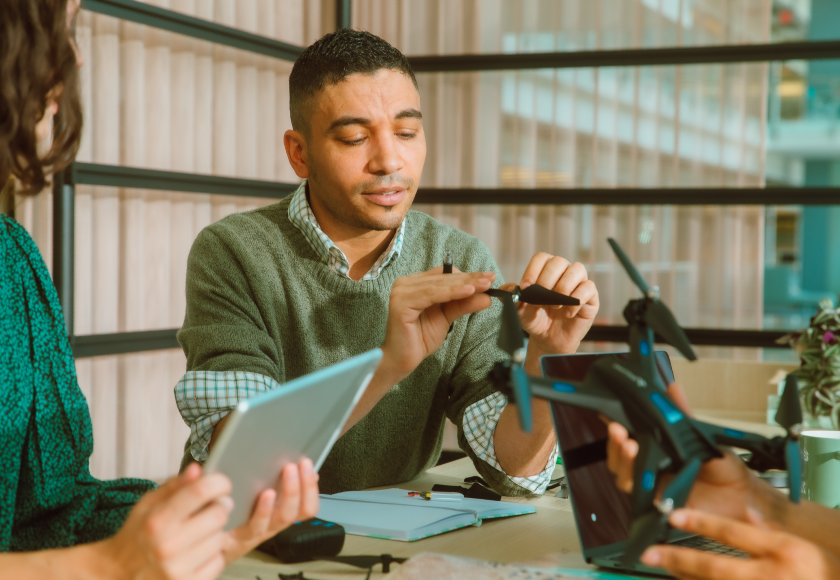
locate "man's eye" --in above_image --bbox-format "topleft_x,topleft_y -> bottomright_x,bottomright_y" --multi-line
398,132 -> 416,139
342,138 -> 365,146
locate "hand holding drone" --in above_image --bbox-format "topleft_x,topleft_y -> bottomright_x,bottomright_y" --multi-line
487,238 -> 804,565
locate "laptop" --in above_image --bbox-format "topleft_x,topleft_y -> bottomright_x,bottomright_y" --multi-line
540,351 -> 747,577
205,349 -> 382,529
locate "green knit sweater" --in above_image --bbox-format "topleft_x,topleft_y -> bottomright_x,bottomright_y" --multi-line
178,195 -> 526,496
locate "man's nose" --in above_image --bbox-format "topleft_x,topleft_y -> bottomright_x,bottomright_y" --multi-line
368,132 -> 404,176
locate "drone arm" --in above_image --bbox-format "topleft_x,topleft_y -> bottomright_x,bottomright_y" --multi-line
694,421 -> 785,471
526,375 -> 632,429
629,435 -> 669,518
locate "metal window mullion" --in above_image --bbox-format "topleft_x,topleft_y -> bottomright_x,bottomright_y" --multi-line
52,166 -> 75,338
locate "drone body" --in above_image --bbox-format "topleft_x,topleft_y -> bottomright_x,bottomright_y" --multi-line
488,238 -> 804,565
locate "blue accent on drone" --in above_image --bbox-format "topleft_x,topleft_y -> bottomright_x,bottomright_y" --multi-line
724,428 -> 745,439
649,392 -> 684,424
640,340 -> 651,356
552,382 -> 576,393
642,470 -> 655,491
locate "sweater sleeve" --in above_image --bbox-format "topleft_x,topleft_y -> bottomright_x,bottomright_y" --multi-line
177,225 -> 284,382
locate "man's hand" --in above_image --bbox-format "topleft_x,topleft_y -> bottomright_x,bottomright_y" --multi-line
606,383 -> 756,522
221,458 -> 320,563
380,267 -> 495,380
340,267 -> 494,432
506,253 -> 599,367
642,508 -> 840,580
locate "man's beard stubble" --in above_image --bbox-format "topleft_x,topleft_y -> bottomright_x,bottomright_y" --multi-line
309,164 -> 415,232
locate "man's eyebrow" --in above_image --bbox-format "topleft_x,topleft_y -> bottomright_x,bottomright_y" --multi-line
327,116 -> 372,132
395,108 -> 423,121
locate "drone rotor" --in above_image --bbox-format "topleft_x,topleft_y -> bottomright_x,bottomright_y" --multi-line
495,294 -> 534,433
607,238 -> 697,362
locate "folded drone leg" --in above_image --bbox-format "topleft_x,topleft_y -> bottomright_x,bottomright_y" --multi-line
623,457 -> 701,567
622,436 -> 668,567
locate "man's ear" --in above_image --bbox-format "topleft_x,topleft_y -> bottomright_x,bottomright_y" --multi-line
284,130 -> 311,179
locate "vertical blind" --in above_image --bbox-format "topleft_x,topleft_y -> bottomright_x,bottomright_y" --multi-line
12,0 -> 772,481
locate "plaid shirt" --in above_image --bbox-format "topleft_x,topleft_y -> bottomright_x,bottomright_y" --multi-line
175,181 -> 557,494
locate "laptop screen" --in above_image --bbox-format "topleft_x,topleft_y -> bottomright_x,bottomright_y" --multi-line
540,351 -> 675,553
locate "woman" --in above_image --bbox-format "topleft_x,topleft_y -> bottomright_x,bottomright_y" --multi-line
0,1 -> 319,578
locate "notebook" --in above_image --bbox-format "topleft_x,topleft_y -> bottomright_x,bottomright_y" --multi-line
316,488 -> 536,541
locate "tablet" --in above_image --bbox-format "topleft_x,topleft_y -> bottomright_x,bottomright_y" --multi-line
204,349 -> 382,529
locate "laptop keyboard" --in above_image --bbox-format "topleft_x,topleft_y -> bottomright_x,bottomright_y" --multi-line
673,535 -> 749,558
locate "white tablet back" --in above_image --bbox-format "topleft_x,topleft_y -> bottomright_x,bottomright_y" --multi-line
204,349 -> 382,529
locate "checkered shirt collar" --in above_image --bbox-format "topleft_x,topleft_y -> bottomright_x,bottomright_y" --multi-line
287,180 -> 406,281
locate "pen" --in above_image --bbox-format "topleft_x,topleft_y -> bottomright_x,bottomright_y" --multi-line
443,250 -> 453,334
408,491 -> 463,502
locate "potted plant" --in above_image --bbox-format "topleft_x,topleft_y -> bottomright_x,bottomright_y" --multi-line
781,299 -> 840,429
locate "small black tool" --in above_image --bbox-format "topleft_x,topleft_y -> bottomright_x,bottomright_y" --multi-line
257,518 -> 345,564
443,249 -> 454,334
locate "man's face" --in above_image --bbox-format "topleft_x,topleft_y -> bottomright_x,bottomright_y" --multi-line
297,69 -> 426,232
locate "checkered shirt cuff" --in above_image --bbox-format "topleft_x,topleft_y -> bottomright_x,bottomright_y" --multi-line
463,392 -> 558,494
174,370 -> 280,462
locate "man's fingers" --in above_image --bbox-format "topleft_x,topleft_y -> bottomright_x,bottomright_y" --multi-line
441,293 -> 493,323
643,545 -> 761,580
668,509 -> 786,556
519,252 -> 555,288
565,279 -> 598,319
392,272 -> 495,312
533,256 -> 572,293
667,383 -> 693,415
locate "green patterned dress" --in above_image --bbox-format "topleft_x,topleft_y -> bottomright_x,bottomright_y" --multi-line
0,214 -> 154,551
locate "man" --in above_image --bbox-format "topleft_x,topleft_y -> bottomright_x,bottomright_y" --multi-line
175,29 -> 599,496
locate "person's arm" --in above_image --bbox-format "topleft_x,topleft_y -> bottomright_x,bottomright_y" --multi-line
493,252 -> 599,477
641,508 -> 840,580
606,383 -> 840,560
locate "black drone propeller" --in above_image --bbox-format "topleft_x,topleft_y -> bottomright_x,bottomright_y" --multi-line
774,374 -> 804,502
494,294 -> 535,433
608,238 -> 696,361
486,284 -> 580,307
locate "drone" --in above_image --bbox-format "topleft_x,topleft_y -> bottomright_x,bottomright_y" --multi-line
487,238 -> 804,566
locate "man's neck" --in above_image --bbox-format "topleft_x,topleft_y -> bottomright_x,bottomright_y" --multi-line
306,186 -> 397,281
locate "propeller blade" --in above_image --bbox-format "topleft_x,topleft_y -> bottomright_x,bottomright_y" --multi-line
785,440 -> 803,503
496,294 -> 525,357
623,511 -> 669,567
643,300 -> 697,361
510,364 -> 533,433
517,284 -> 580,306
608,238 -> 650,295
775,374 -> 803,431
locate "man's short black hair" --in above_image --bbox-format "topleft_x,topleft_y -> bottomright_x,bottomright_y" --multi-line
289,29 -> 418,136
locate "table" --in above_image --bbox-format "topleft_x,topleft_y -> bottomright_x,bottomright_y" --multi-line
221,456 -> 586,580
221,412 -> 784,579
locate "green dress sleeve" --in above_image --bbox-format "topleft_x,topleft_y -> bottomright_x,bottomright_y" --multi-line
0,215 -> 155,552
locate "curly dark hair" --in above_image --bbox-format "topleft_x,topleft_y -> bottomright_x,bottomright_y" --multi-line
289,29 -> 417,137
0,0 -> 82,196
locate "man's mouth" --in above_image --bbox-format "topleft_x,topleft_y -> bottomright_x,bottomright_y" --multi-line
362,188 -> 406,207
